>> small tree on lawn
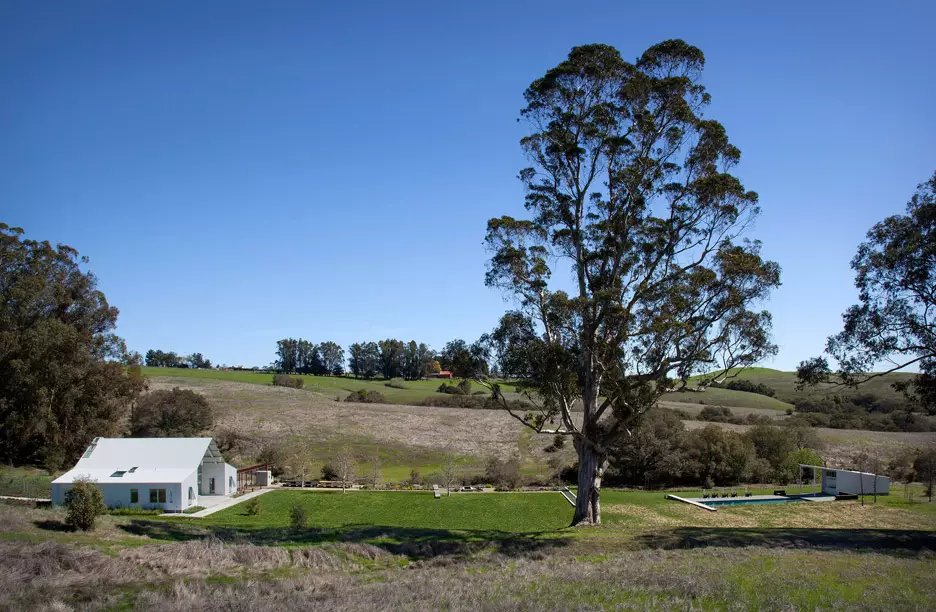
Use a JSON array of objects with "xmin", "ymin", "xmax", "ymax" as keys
[
  {"xmin": 334, "ymin": 449, "xmax": 357, "ymax": 493},
  {"xmin": 440, "ymin": 451, "xmax": 460, "ymax": 496},
  {"xmin": 915, "ymin": 448, "xmax": 936, "ymax": 502},
  {"xmin": 64, "ymin": 477, "xmax": 107, "ymax": 531},
  {"xmin": 479, "ymin": 41, "xmax": 780, "ymax": 525}
]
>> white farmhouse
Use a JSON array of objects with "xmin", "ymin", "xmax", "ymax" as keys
[{"xmin": 51, "ymin": 437, "xmax": 238, "ymax": 512}]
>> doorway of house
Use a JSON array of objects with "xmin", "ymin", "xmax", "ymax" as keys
[{"xmin": 209, "ymin": 477, "xmax": 216, "ymax": 494}]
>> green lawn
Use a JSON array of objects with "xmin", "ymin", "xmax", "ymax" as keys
[{"xmin": 204, "ymin": 491, "xmax": 571, "ymax": 535}]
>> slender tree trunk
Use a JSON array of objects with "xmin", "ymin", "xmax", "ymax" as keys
[{"xmin": 572, "ymin": 439, "xmax": 607, "ymax": 526}]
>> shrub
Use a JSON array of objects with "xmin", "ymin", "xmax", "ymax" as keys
[
  {"xmin": 321, "ymin": 462, "xmax": 338, "ymax": 480},
  {"xmin": 64, "ymin": 477, "xmax": 107, "ymax": 531},
  {"xmin": 272, "ymin": 375, "xmax": 304, "ymax": 389},
  {"xmin": 345, "ymin": 389, "xmax": 388, "ymax": 404},
  {"xmin": 408, "ymin": 468, "xmax": 424, "ymax": 487},
  {"xmin": 385, "ymin": 379, "xmax": 407, "ymax": 389},
  {"xmin": 544, "ymin": 434, "xmax": 566, "ymax": 453},
  {"xmin": 698, "ymin": 405, "xmax": 743, "ymax": 424},
  {"xmin": 484, "ymin": 456, "xmax": 522, "ymax": 490},
  {"xmin": 711, "ymin": 379, "xmax": 777, "ymax": 397},
  {"xmin": 244, "ymin": 497, "xmax": 263, "ymax": 516},
  {"xmin": 289, "ymin": 504, "xmax": 307, "ymax": 529}
]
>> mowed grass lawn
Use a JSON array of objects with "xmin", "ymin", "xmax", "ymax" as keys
[
  {"xmin": 205, "ymin": 491, "xmax": 571, "ymax": 534},
  {"xmin": 195, "ymin": 487, "xmax": 936, "ymax": 539}
]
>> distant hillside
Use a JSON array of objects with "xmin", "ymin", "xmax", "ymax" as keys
[{"xmin": 688, "ymin": 367, "xmax": 917, "ymax": 404}]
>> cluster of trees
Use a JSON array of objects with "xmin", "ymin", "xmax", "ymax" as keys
[
  {"xmin": 144, "ymin": 349, "xmax": 212, "ymax": 369},
  {"xmin": 710, "ymin": 379, "xmax": 776, "ymax": 398},
  {"xmin": 605, "ymin": 410, "xmax": 823, "ymax": 488},
  {"xmin": 130, "ymin": 388, "xmax": 213, "ymax": 437},
  {"xmin": 346, "ymin": 338, "xmax": 487, "ymax": 380},
  {"xmin": 791, "ymin": 394, "xmax": 933, "ymax": 432},
  {"xmin": 0, "ymin": 224, "xmax": 145, "ymax": 469},
  {"xmin": 274, "ymin": 338, "xmax": 344, "ymax": 375}
]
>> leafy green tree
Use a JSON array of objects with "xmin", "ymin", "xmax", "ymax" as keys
[
  {"xmin": 477, "ymin": 42, "xmax": 779, "ymax": 525},
  {"xmin": 403, "ymin": 341, "xmax": 434, "ymax": 380},
  {"xmin": 318, "ymin": 341, "xmax": 344, "ymax": 376},
  {"xmin": 187, "ymin": 352, "xmax": 211, "ymax": 369},
  {"xmin": 377, "ymin": 339, "xmax": 406, "ymax": 379},
  {"xmin": 798, "ymin": 171, "xmax": 936, "ymax": 414},
  {"xmin": 607, "ymin": 409, "xmax": 687, "ymax": 488},
  {"xmin": 64, "ymin": 476, "xmax": 107, "ymax": 531},
  {"xmin": 684, "ymin": 425, "xmax": 754, "ymax": 486},
  {"xmin": 0, "ymin": 224, "xmax": 145, "ymax": 467},
  {"xmin": 275, "ymin": 338, "xmax": 300, "ymax": 373},
  {"xmin": 914, "ymin": 448, "xmax": 936, "ymax": 502},
  {"xmin": 131, "ymin": 388, "xmax": 213, "ymax": 437},
  {"xmin": 744, "ymin": 424, "xmax": 798, "ymax": 483}
]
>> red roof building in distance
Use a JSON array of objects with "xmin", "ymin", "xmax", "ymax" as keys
[{"xmin": 428, "ymin": 371, "xmax": 453, "ymax": 379}]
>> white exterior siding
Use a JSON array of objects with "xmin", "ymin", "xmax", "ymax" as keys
[
  {"xmin": 51, "ymin": 477, "xmax": 192, "ymax": 512},
  {"xmin": 224, "ymin": 463, "xmax": 238, "ymax": 495},
  {"xmin": 821, "ymin": 469, "xmax": 889, "ymax": 495},
  {"xmin": 201, "ymin": 461, "xmax": 226, "ymax": 495},
  {"xmin": 181, "ymin": 469, "xmax": 200, "ymax": 509}
]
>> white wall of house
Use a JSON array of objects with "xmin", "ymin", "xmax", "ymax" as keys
[
  {"xmin": 181, "ymin": 469, "xmax": 199, "ymax": 509},
  {"xmin": 224, "ymin": 463, "xmax": 238, "ymax": 495},
  {"xmin": 821, "ymin": 470, "xmax": 890, "ymax": 495},
  {"xmin": 51, "ymin": 480, "xmax": 190, "ymax": 512},
  {"xmin": 200, "ymin": 461, "xmax": 227, "ymax": 495}
]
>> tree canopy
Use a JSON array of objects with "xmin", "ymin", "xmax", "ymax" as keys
[
  {"xmin": 0, "ymin": 223, "xmax": 144, "ymax": 468},
  {"xmin": 798, "ymin": 171, "xmax": 936, "ymax": 412},
  {"xmin": 477, "ymin": 41, "xmax": 780, "ymax": 525}
]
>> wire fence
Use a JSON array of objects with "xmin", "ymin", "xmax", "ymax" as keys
[{"xmin": 0, "ymin": 472, "xmax": 53, "ymax": 499}]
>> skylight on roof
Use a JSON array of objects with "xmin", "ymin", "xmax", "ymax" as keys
[
  {"xmin": 128, "ymin": 467, "xmax": 138, "ymax": 473},
  {"xmin": 111, "ymin": 470, "xmax": 126, "ymax": 477},
  {"xmin": 81, "ymin": 437, "xmax": 100, "ymax": 459}
]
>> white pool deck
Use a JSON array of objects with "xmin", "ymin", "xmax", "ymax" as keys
[{"xmin": 670, "ymin": 493, "xmax": 837, "ymax": 510}]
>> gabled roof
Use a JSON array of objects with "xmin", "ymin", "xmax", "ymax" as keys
[{"xmin": 52, "ymin": 437, "xmax": 228, "ymax": 485}]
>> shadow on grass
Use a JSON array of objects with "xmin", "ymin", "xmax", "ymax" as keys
[
  {"xmin": 33, "ymin": 519, "xmax": 75, "ymax": 532},
  {"xmin": 635, "ymin": 527, "xmax": 936, "ymax": 557},
  {"xmin": 119, "ymin": 520, "xmax": 571, "ymax": 559}
]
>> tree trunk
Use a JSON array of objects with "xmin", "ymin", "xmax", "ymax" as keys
[{"xmin": 572, "ymin": 440, "xmax": 607, "ymax": 526}]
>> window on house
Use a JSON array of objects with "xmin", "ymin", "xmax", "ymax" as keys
[
  {"xmin": 149, "ymin": 488, "xmax": 166, "ymax": 504},
  {"xmin": 130, "ymin": 489, "xmax": 139, "ymax": 503}
]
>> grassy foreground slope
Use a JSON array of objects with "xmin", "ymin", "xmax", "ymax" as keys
[{"xmin": 2, "ymin": 487, "xmax": 934, "ymax": 610}]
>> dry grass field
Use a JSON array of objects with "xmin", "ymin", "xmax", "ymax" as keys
[{"xmin": 150, "ymin": 376, "xmax": 936, "ymax": 478}]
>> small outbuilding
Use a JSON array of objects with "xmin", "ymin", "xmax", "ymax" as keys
[
  {"xmin": 799, "ymin": 464, "xmax": 890, "ymax": 496},
  {"xmin": 51, "ymin": 437, "xmax": 237, "ymax": 512}
]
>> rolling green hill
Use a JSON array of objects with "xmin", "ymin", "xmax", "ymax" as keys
[
  {"xmin": 141, "ymin": 365, "xmax": 917, "ymax": 412},
  {"xmin": 140, "ymin": 367, "xmax": 501, "ymax": 406},
  {"xmin": 688, "ymin": 367, "xmax": 916, "ymax": 404}
]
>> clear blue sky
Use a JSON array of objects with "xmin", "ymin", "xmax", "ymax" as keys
[{"xmin": 2, "ymin": 1, "xmax": 934, "ymax": 370}]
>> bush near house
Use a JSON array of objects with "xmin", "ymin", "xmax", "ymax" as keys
[{"xmin": 64, "ymin": 477, "xmax": 107, "ymax": 531}]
